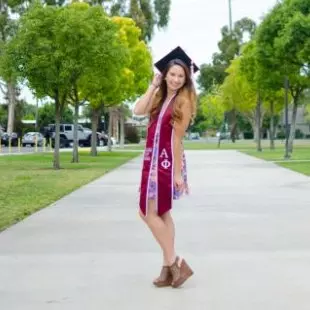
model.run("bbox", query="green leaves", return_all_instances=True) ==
[256,0,310,86]
[220,58,257,113]
[107,16,152,103]
[38,103,74,127]
[275,12,310,68]
[10,4,65,98]
[9,2,129,105]
[89,0,171,41]
[198,17,257,93]
[198,89,225,131]
[154,0,171,28]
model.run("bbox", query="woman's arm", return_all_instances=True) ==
[173,102,192,180]
[133,84,157,116]
[133,74,162,116]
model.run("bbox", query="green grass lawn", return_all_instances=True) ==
[0,151,140,231]
[277,162,310,176]
[242,144,310,176]
[243,146,310,161]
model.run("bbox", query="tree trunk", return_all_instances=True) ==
[72,104,79,163]
[288,98,299,155]
[269,101,275,150]
[230,108,237,143]
[119,106,125,148]
[53,99,61,170]
[6,82,16,135]
[90,108,99,156]
[217,135,221,148]
[250,120,256,141]
[255,93,262,152]
[107,108,113,152]
[244,114,256,141]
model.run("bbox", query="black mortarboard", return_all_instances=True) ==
[154,46,199,74]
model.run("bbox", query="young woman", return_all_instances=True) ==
[133,47,199,288]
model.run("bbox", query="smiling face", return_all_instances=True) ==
[165,64,186,92]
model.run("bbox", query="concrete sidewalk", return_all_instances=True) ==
[1,150,310,310]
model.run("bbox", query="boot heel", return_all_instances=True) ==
[170,257,194,288]
[182,260,194,277]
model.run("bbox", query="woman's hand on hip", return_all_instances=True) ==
[174,174,184,192]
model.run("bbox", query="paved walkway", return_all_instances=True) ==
[1,150,310,310]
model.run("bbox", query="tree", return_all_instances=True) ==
[78,58,129,155]
[14,100,36,135]
[198,18,256,92]
[59,3,129,162]
[197,63,226,93]
[197,17,256,141]
[0,3,18,137]
[198,88,225,133]
[9,4,69,168]
[219,57,268,148]
[305,104,310,125]
[0,0,33,137]
[111,16,152,148]
[240,40,278,151]
[88,0,171,41]
[262,90,285,149]
[0,104,8,127]
[9,3,126,168]
[79,16,152,155]
[45,0,171,41]
[303,89,310,126]
[189,101,210,135]
[256,0,310,156]
[38,103,73,129]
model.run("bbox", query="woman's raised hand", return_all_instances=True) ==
[151,73,162,88]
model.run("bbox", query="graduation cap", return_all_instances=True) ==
[154,46,199,75]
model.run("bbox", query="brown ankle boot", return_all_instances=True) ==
[153,266,173,287]
[169,256,193,288]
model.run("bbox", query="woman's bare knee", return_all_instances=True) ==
[161,210,172,222]
[139,200,158,224]
[139,210,154,222]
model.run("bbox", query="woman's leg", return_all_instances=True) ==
[161,211,176,265]
[140,202,193,288]
[139,200,175,266]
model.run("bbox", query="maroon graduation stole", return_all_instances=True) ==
[139,95,176,216]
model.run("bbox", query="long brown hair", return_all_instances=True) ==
[150,59,197,126]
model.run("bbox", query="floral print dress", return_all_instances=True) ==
[147,99,189,201]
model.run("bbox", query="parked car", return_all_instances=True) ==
[49,124,100,148]
[98,132,117,146]
[189,132,200,140]
[1,132,18,146]
[97,132,108,146]
[216,131,231,140]
[22,132,44,147]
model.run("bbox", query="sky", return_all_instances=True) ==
[19,0,278,105]
[150,0,277,68]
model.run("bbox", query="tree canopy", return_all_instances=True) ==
[8,2,130,167]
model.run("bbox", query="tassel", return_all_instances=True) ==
[190,60,194,79]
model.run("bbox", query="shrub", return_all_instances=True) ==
[243,131,254,139]
[276,131,286,139]
[295,129,304,139]
[125,125,140,144]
